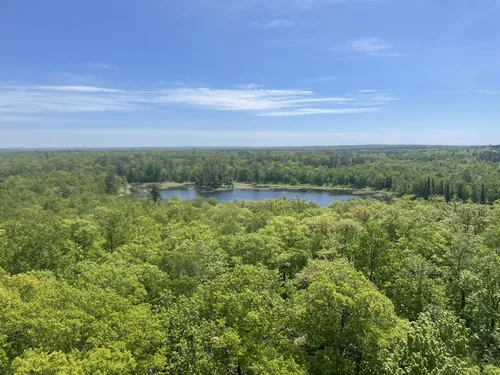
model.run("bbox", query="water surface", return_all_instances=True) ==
[160,188,357,207]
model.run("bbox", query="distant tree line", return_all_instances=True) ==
[195,163,234,191]
[2,146,500,203]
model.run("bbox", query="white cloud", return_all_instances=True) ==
[0,86,143,114]
[344,39,414,57]
[34,86,125,93]
[372,95,398,102]
[257,107,382,116]
[348,38,392,52]
[153,88,313,111]
[152,88,358,114]
[0,84,394,117]
[250,19,296,28]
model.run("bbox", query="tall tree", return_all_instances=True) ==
[147,183,162,203]
[445,183,452,203]
[104,171,121,195]
[480,184,487,205]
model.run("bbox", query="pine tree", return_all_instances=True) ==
[480,183,487,205]
[423,177,431,200]
[445,183,451,203]
[147,183,162,203]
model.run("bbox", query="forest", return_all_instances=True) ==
[1,146,500,374]
[3,145,499,202]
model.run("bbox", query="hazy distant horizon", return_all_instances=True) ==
[0,144,490,152]
[2,128,498,149]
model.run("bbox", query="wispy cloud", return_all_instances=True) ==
[0,86,143,114]
[86,62,114,70]
[282,37,410,58]
[372,95,398,102]
[250,19,296,28]
[235,83,266,89]
[153,88,355,112]
[209,0,377,12]
[474,90,500,95]
[34,86,124,93]
[368,52,415,57]
[0,84,394,117]
[344,38,413,57]
[348,38,391,52]
[351,90,398,103]
[257,107,383,116]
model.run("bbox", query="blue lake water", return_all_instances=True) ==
[160,188,358,207]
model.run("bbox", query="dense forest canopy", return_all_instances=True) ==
[1,145,500,201]
[1,146,500,374]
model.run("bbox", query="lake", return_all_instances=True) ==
[160,188,358,207]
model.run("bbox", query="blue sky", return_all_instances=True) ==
[1,0,500,147]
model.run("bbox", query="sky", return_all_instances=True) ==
[1,0,500,147]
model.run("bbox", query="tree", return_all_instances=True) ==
[195,164,234,191]
[292,260,400,375]
[104,171,121,195]
[3,148,500,373]
[484,366,500,375]
[0,209,80,275]
[11,348,137,375]
[423,177,431,200]
[129,183,145,197]
[352,221,394,285]
[0,271,165,374]
[445,184,452,203]
[329,219,363,261]
[445,232,480,316]
[389,310,475,375]
[219,232,281,267]
[481,184,487,205]
[465,249,500,363]
[165,265,302,374]
[262,216,311,282]
[389,254,446,320]
[147,183,162,203]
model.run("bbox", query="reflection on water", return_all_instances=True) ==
[160,188,358,207]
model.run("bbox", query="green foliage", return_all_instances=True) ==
[11,347,137,375]
[390,310,474,375]
[1,148,500,373]
[484,365,500,375]
[293,260,400,374]
[195,163,234,191]
[147,182,162,203]
[104,171,123,195]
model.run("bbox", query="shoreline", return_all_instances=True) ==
[127,181,392,198]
